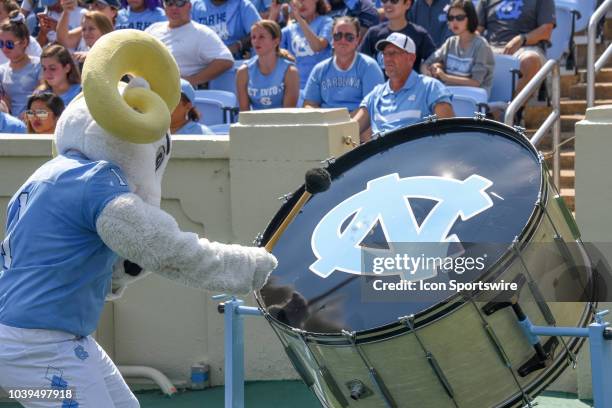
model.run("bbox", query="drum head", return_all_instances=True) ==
[259,119,543,334]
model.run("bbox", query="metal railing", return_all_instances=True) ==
[587,0,612,107]
[505,59,561,187]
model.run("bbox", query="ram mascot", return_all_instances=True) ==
[0,30,277,408]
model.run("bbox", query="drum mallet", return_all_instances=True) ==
[265,168,331,252]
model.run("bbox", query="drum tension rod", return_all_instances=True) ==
[399,316,460,408]
[512,233,579,369]
[465,294,536,408]
[292,328,350,408]
[341,330,398,408]
[480,273,560,377]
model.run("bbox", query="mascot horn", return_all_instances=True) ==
[0,30,277,408]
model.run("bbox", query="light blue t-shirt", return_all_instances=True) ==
[0,151,131,337]
[247,56,293,110]
[0,57,42,118]
[304,53,384,111]
[115,7,167,31]
[0,112,25,133]
[281,15,333,88]
[360,70,452,134]
[58,83,82,107]
[175,120,213,135]
[191,0,261,50]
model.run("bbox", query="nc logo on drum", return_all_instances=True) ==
[309,173,494,280]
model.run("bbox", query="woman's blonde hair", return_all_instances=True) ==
[82,10,114,36]
[251,19,295,62]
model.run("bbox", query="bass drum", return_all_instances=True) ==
[256,118,594,408]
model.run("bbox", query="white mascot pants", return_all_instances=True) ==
[0,323,139,408]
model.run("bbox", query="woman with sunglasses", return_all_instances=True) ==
[115,0,166,31]
[0,11,41,118]
[421,0,494,95]
[24,92,64,134]
[0,0,42,65]
[279,0,332,89]
[303,16,383,113]
[236,19,299,110]
[38,43,81,106]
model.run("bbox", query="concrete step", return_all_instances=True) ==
[561,74,580,98]
[569,83,612,100]
[542,150,575,168]
[575,42,611,69]
[560,99,612,115]
[577,67,612,83]
[524,106,584,133]
[561,114,584,132]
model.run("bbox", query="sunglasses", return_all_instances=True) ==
[380,0,402,5]
[332,32,356,42]
[164,0,189,7]
[25,109,49,119]
[447,14,467,22]
[0,40,22,50]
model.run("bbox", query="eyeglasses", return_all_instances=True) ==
[447,14,467,22]
[0,40,22,50]
[332,32,356,42]
[25,109,49,119]
[380,0,402,5]
[164,0,189,7]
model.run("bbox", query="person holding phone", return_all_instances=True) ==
[36,0,86,47]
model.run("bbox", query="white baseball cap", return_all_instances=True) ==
[375,32,416,54]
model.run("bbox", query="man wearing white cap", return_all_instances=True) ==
[354,32,453,142]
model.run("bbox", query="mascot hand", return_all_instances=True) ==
[253,247,277,290]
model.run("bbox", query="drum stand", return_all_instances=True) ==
[517,309,612,407]
[213,295,262,408]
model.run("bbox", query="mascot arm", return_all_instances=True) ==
[96,193,277,295]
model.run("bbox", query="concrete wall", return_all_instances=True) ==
[0,109,357,387]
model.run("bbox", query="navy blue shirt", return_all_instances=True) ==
[328,0,380,30]
[359,21,436,75]
[408,0,452,48]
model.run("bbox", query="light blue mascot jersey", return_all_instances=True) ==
[0,151,131,337]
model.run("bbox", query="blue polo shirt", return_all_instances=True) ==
[360,70,452,134]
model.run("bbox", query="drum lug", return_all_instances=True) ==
[424,114,438,123]
[513,125,527,136]
[474,111,487,121]
[537,151,545,164]
[253,233,263,246]
[277,192,293,203]
[321,157,336,167]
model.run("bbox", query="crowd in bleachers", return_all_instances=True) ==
[0,0,594,137]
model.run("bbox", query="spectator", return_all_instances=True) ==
[304,16,383,113]
[422,0,494,95]
[145,0,234,87]
[191,0,261,59]
[0,12,42,118]
[35,0,86,47]
[327,0,379,37]
[115,0,167,31]
[0,107,25,132]
[86,0,120,24]
[236,19,299,110]
[171,79,213,134]
[408,0,452,47]
[0,0,42,65]
[360,0,435,74]
[38,44,81,106]
[280,0,332,88]
[57,1,115,56]
[476,0,554,93]
[354,33,453,141]
[24,91,64,133]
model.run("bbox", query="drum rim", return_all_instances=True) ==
[256,118,548,338]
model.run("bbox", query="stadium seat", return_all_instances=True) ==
[209,123,231,134]
[446,86,488,117]
[549,6,573,61]
[489,54,521,106]
[208,60,247,94]
[194,90,238,125]
[555,0,596,33]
